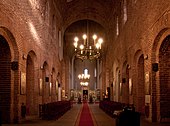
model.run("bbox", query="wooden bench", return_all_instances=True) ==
[160,111,170,122]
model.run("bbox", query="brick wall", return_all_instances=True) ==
[94,0,170,122]
[0,0,63,123]
[1,0,170,123]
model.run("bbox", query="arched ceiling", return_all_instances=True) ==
[54,0,116,29]
[64,19,106,59]
[54,0,116,60]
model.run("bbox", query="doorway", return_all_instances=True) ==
[0,35,11,123]
[26,54,35,115]
[137,54,145,114]
[159,35,170,119]
[83,90,88,101]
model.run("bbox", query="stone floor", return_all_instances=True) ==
[2,103,170,126]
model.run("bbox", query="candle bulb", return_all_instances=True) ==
[93,34,97,46]
[83,34,87,45]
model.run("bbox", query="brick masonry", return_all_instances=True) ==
[0,0,170,123]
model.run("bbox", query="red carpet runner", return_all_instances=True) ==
[78,102,94,126]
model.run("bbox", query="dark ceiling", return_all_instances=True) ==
[54,0,116,28]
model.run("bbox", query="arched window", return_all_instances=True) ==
[45,1,49,23]
[116,16,119,36]
[52,15,56,39]
[123,0,127,24]
[84,69,88,75]
[94,68,96,77]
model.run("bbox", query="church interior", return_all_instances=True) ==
[0,0,170,125]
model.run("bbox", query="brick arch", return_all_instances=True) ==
[122,61,127,78]
[63,1,110,31]
[51,67,57,102]
[0,27,19,61]
[115,67,120,102]
[27,50,37,62]
[0,27,19,123]
[64,19,106,37]
[133,50,143,63]
[43,61,49,72]
[113,59,120,101]
[26,55,34,115]
[151,28,170,121]
[42,61,50,104]
[158,35,170,121]
[52,67,56,80]
[64,17,107,32]
[0,35,11,123]
[26,50,37,115]
[152,28,170,62]
[133,50,145,114]
[61,0,114,30]
[137,54,145,114]
[121,61,129,104]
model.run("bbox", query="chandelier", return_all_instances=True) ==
[78,69,90,86]
[80,82,89,86]
[78,73,90,80]
[73,21,103,60]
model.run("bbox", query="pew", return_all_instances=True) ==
[160,111,170,122]
[99,101,135,118]
[39,101,71,120]
[99,101,123,117]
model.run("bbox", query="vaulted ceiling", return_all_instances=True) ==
[54,0,116,28]
[64,19,106,58]
[54,0,117,60]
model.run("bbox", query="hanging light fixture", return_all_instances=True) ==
[73,20,103,60]
[78,69,90,86]
[80,82,89,86]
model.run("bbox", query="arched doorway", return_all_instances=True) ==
[151,28,170,121]
[125,65,130,104]
[122,62,129,104]
[42,61,49,103]
[26,51,38,115]
[137,54,145,114]
[0,35,11,123]
[26,55,34,115]
[115,69,120,102]
[159,35,170,119]
[51,68,56,102]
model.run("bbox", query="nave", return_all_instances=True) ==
[2,103,170,126]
